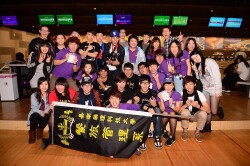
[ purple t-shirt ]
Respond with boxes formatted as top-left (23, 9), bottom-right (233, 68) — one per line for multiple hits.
top-left (128, 48), bottom-right (138, 63)
top-left (158, 59), bottom-right (170, 78)
top-left (52, 48), bottom-right (81, 78)
top-left (166, 50), bottom-right (189, 76)
top-left (157, 90), bottom-right (182, 113)
top-left (149, 72), bottom-right (165, 93)
top-left (119, 103), bottom-right (140, 110)
top-left (147, 47), bottom-right (166, 60)
top-left (76, 71), bottom-right (97, 81)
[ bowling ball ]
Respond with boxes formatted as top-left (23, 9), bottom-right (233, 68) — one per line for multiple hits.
top-left (20, 79), bottom-right (30, 89)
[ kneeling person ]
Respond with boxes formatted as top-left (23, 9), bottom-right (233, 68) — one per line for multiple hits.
top-left (76, 75), bottom-right (101, 106)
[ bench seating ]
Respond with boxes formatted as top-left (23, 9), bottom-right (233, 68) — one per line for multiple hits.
top-left (237, 81), bottom-right (250, 98)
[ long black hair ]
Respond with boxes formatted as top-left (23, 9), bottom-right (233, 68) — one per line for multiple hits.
top-left (55, 77), bottom-right (70, 101)
top-left (36, 77), bottom-right (50, 103)
top-left (168, 40), bottom-right (183, 59)
top-left (190, 50), bottom-right (206, 75)
top-left (37, 40), bottom-right (52, 60)
top-left (184, 37), bottom-right (200, 55)
top-left (235, 55), bottom-right (249, 68)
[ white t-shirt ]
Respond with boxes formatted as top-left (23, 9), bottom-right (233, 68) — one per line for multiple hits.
top-left (181, 91), bottom-right (207, 111)
top-left (237, 62), bottom-right (250, 81)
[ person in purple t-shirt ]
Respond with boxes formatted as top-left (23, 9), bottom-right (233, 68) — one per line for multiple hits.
top-left (51, 37), bottom-right (81, 91)
top-left (75, 61), bottom-right (97, 87)
top-left (147, 37), bottom-right (166, 62)
top-left (157, 77), bottom-right (182, 147)
top-left (166, 40), bottom-right (191, 93)
top-left (155, 49), bottom-right (170, 78)
top-left (148, 59), bottom-right (166, 93)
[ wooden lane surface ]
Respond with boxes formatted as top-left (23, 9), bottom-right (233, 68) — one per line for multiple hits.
top-left (0, 130), bottom-right (249, 166)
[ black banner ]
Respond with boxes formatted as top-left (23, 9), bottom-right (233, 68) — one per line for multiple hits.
top-left (52, 102), bottom-right (152, 158)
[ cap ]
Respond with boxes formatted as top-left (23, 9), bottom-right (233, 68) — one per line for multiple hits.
top-left (164, 77), bottom-right (174, 83)
top-left (110, 30), bottom-right (120, 37)
top-left (81, 76), bottom-right (92, 85)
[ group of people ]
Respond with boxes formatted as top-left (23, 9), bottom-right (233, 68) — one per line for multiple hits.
top-left (26, 25), bottom-right (227, 151)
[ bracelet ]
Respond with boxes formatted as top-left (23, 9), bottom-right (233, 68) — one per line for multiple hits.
top-left (73, 63), bottom-right (77, 65)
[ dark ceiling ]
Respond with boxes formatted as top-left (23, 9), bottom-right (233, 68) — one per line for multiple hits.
top-left (1, 0), bottom-right (250, 38)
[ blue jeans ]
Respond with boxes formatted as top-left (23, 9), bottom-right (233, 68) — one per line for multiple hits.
top-left (174, 75), bottom-right (183, 93)
top-left (152, 107), bottom-right (162, 137)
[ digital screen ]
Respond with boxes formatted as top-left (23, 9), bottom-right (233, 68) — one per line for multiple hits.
top-left (153, 16), bottom-right (170, 26)
top-left (1, 16), bottom-right (18, 26)
top-left (38, 15), bottom-right (55, 25)
top-left (225, 18), bottom-right (243, 28)
top-left (96, 14), bottom-right (113, 25)
top-left (208, 17), bottom-right (226, 27)
top-left (56, 15), bottom-right (73, 25)
top-left (115, 14), bottom-right (131, 25)
top-left (172, 16), bottom-right (188, 26)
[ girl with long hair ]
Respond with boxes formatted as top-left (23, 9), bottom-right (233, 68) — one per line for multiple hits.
top-left (27, 77), bottom-right (50, 144)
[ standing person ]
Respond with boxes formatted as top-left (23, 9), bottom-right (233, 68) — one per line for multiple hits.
top-left (190, 51), bottom-right (224, 132)
top-left (27, 77), bottom-right (50, 144)
top-left (167, 40), bottom-right (191, 93)
top-left (123, 62), bottom-right (140, 92)
top-left (93, 66), bottom-right (113, 107)
top-left (179, 76), bottom-right (210, 142)
top-left (78, 29), bottom-right (100, 69)
top-left (42, 77), bottom-right (77, 149)
top-left (96, 30), bottom-right (106, 71)
top-left (119, 28), bottom-right (128, 48)
top-left (27, 40), bottom-right (53, 92)
top-left (184, 37), bottom-right (201, 55)
top-left (28, 26), bottom-right (55, 56)
top-left (157, 78), bottom-right (182, 146)
top-left (54, 33), bottom-right (66, 55)
top-left (75, 76), bottom-right (101, 106)
top-left (104, 30), bottom-right (125, 83)
top-left (162, 27), bottom-right (184, 58)
top-left (123, 34), bottom-right (146, 75)
top-left (133, 74), bottom-right (163, 150)
top-left (70, 29), bottom-right (81, 39)
top-left (50, 37), bottom-right (81, 91)
top-left (147, 37), bottom-right (166, 61)
top-left (138, 32), bottom-right (151, 58)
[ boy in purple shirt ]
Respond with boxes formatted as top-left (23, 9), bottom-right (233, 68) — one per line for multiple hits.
top-left (155, 49), bottom-right (170, 78)
top-left (107, 88), bottom-right (140, 111)
top-left (157, 77), bottom-right (182, 146)
top-left (51, 37), bottom-right (81, 91)
top-left (148, 59), bottom-right (165, 93)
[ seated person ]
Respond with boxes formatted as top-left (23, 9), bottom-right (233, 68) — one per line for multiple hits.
top-left (107, 88), bottom-right (140, 110)
top-left (138, 62), bottom-right (149, 76)
top-left (133, 74), bottom-right (162, 150)
top-left (157, 78), bottom-right (182, 147)
top-left (75, 75), bottom-right (101, 106)
top-left (148, 59), bottom-right (165, 93)
top-left (123, 62), bottom-right (139, 91)
top-left (113, 73), bottom-right (134, 104)
top-left (93, 66), bottom-right (113, 107)
top-left (180, 76), bottom-right (210, 143)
